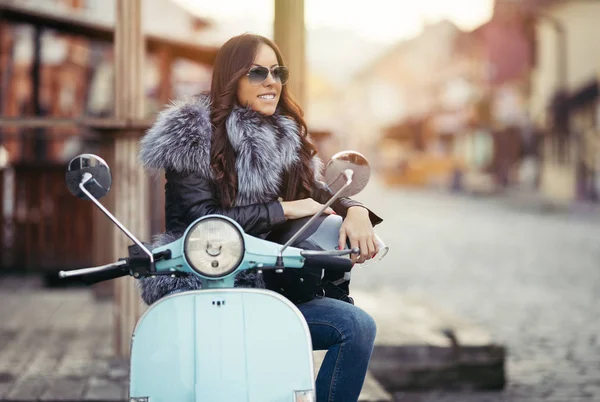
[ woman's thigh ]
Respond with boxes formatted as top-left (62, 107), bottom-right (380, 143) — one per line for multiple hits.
top-left (296, 297), bottom-right (377, 350)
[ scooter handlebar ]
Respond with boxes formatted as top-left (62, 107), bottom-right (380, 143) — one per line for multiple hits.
top-left (58, 260), bottom-right (129, 284)
top-left (58, 260), bottom-right (127, 278)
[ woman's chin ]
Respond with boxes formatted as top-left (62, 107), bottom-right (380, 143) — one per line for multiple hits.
top-left (255, 105), bottom-right (277, 116)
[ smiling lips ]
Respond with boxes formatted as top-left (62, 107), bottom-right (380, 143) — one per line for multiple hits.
top-left (258, 93), bottom-right (276, 100)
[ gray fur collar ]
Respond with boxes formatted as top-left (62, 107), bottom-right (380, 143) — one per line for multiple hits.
top-left (139, 93), bottom-right (304, 207)
top-left (137, 94), bottom-right (314, 305)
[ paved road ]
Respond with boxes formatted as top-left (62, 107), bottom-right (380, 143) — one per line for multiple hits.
top-left (351, 178), bottom-right (600, 402)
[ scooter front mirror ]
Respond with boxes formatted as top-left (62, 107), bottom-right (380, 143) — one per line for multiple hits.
top-left (324, 150), bottom-right (370, 197)
top-left (277, 150), bottom-right (370, 260)
top-left (65, 154), bottom-right (112, 200)
top-left (65, 153), bottom-right (153, 263)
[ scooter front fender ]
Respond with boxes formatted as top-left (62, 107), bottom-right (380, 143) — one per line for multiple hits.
top-left (129, 289), bottom-right (315, 402)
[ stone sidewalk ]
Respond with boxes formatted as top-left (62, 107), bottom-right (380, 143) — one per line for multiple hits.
top-left (0, 276), bottom-right (502, 401)
top-left (0, 280), bottom-right (126, 401)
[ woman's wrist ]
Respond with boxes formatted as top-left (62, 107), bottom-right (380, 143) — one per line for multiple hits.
top-left (279, 200), bottom-right (290, 219)
top-left (347, 206), bottom-right (369, 216)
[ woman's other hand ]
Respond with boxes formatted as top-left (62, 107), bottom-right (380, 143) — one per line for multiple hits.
top-left (280, 198), bottom-right (334, 220)
top-left (338, 206), bottom-right (378, 264)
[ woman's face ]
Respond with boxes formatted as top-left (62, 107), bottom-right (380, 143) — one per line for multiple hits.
top-left (237, 44), bottom-right (282, 116)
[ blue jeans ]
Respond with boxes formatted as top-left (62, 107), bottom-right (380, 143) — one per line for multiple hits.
top-left (297, 296), bottom-right (377, 402)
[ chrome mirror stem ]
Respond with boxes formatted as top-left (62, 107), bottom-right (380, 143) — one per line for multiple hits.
top-left (277, 169), bottom-right (354, 263)
top-left (79, 173), bottom-right (154, 263)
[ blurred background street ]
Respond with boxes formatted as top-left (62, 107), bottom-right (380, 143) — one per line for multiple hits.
top-left (1, 0), bottom-right (599, 400)
top-left (352, 179), bottom-right (600, 401)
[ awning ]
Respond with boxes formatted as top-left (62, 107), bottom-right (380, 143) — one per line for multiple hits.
top-left (0, 2), bottom-right (219, 65)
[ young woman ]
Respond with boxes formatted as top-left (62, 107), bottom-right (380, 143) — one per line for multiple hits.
top-left (139, 33), bottom-right (383, 402)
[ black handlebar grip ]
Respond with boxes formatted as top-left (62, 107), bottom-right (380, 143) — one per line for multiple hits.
top-left (303, 254), bottom-right (353, 272)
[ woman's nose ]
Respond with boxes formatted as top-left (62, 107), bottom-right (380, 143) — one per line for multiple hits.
top-left (263, 71), bottom-right (277, 86)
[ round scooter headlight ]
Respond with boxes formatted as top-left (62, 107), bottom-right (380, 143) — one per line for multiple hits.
top-left (184, 217), bottom-right (244, 278)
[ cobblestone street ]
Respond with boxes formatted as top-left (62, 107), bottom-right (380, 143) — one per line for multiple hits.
top-left (352, 178), bottom-right (600, 402)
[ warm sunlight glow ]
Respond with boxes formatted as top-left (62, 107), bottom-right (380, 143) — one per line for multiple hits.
top-left (174, 0), bottom-right (494, 43)
top-left (305, 0), bottom-right (494, 42)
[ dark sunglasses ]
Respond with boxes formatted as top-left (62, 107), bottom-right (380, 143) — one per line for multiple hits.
top-left (247, 66), bottom-right (289, 85)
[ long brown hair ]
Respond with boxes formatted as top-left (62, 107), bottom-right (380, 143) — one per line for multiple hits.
top-left (209, 33), bottom-right (317, 208)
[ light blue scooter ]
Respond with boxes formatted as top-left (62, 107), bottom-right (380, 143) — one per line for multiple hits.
top-left (59, 151), bottom-right (379, 402)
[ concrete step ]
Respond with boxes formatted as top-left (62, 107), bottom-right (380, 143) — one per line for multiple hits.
top-left (352, 290), bottom-right (506, 392)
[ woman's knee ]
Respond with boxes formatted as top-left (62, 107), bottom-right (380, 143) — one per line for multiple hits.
top-left (347, 306), bottom-right (377, 346)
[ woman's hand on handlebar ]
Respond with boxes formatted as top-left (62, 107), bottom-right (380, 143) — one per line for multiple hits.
top-left (339, 206), bottom-right (379, 264)
top-left (280, 198), bottom-right (334, 220)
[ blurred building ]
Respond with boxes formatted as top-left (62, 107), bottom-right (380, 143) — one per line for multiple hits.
top-left (360, 0), bottom-right (600, 201)
top-left (0, 0), bottom-right (218, 275)
top-left (339, 21), bottom-right (469, 186)
top-left (459, 1), bottom-right (535, 192)
top-left (524, 0), bottom-right (600, 203)
top-left (337, 12), bottom-right (534, 190)
top-left (0, 0), bottom-right (216, 164)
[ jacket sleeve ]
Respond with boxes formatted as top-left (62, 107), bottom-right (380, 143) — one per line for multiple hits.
top-left (165, 170), bottom-right (286, 236)
top-left (311, 181), bottom-right (383, 227)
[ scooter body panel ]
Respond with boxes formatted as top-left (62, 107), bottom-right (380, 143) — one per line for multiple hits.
top-left (129, 289), bottom-right (315, 402)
